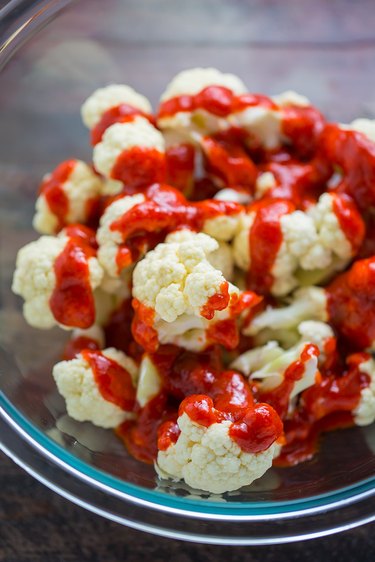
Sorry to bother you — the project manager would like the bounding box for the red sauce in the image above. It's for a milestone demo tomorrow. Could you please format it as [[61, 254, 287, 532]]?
[[157, 419, 181, 451], [327, 257, 375, 349], [39, 160, 76, 231], [330, 193, 365, 253], [49, 225, 97, 328], [259, 344, 319, 420], [179, 395, 226, 426], [158, 88, 276, 119], [116, 391, 175, 464], [110, 183, 242, 274], [91, 104, 154, 145], [248, 198, 295, 294], [200, 281, 230, 320], [165, 143, 195, 194], [321, 124, 375, 210], [258, 159, 330, 209], [63, 335, 100, 360], [202, 131, 257, 192], [229, 403, 283, 453], [111, 147, 166, 193], [282, 105, 325, 159], [131, 299, 159, 352], [82, 349, 136, 411], [273, 351, 370, 466]]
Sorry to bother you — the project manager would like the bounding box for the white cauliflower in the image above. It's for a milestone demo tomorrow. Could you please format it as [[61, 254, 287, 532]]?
[[81, 84, 152, 129], [228, 106, 282, 151], [272, 90, 310, 108], [53, 348, 138, 428], [353, 357, 375, 427], [12, 233, 103, 329], [254, 171, 277, 199], [97, 193, 145, 278], [244, 286, 328, 337], [307, 193, 356, 261], [156, 412, 279, 494], [202, 213, 241, 242], [232, 341, 319, 404], [33, 160, 102, 234], [158, 67, 246, 135], [214, 188, 252, 205], [132, 232, 249, 351], [93, 118, 165, 179], [136, 355, 163, 408]]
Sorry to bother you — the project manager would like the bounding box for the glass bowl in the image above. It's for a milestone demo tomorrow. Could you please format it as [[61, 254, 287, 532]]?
[[0, 0, 374, 544]]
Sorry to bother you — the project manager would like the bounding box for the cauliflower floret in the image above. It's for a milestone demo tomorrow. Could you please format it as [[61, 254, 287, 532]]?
[[232, 341, 320, 403], [244, 286, 328, 337], [202, 213, 241, 242], [156, 412, 279, 494], [158, 67, 246, 135], [228, 106, 282, 150], [53, 347, 138, 428], [307, 193, 353, 261], [33, 160, 102, 234], [353, 357, 375, 426], [272, 90, 310, 108], [160, 67, 247, 102], [136, 355, 163, 408], [254, 171, 277, 199], [81, 84, 152, 129], [214, 188, 252, 205], [297, 321, 334, 353], [97, 193, 145, 278], [133, 233, 222, 322], [93, 118, 165, 179], [232, 212, 255, 271], [12, 233, 103, 329]]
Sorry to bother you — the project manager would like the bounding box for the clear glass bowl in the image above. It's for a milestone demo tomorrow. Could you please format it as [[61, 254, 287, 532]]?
[[0, 0, 374, 544]]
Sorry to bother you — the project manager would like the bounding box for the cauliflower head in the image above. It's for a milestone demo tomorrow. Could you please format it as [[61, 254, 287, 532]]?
[[81, 84, 152, 129], [12, 232, 103, 329], [156, 410, 279, 494], [33, 160, 102, 234], [53, 347, 138, 428]]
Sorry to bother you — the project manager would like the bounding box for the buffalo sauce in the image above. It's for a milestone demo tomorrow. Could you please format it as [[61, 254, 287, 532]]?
[[91, 104, 154, 145], [39, 160, 76, 231]]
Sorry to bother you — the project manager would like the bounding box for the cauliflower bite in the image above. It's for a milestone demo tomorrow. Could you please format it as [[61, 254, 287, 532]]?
[[132, 231, 260, 352], [12, 226, 103, 329], [233, 193, 364, 297], [53, 347, 138, 428], [232, 342, 320, 418], [93, 118, 166, 191], [33, 160, 102, 234], [81, 84, 152, 145], [353, 356, 375, 426], [156, 396, 282, 494], [157, 67, 247, 135]]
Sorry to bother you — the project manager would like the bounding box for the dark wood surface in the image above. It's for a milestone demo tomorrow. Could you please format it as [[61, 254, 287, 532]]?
[[0, 453, 374, 562]]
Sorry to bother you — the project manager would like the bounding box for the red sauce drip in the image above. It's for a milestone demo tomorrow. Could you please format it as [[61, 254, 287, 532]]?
[[110, 183, 242, 273], [321, 124, 375, 210], [274, 352, 370, 466], [202, 131, 257, 192], [282, 105, 325, 159], [82, 349, 136, 411], [131, 299, 159, 352], [157, 419, 181, 451], [49, 225, 97, 328], [327, 257, 375, 349], [116, 392, 175, 464], [63, 335, 100, 360], [165, 143, 195, 194], [248, 198, 295, 294], [229, 403, 283, 453], [39, 160, 76, 231], [179, 395, 226, 426], [91, 104, 154, 145], [331, 193, 365, 253], [258, 159, 330, 209], [200, 281, 230, 320], [111, 147, 166, 193], [158, 88, 276, 119], [259, 344, 319, 419]]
